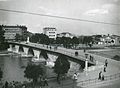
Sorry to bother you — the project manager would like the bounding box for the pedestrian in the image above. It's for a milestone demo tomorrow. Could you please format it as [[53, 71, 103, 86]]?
[[105, 59, 108, 67], [73, 73, 78, 80], [84, 49, 86, 52], [104, 65, 106, 72], [5, 81, 8, 88], [43, 78, 48, 86], [98, 71, 102, 80], [102, 74, 104, 81]]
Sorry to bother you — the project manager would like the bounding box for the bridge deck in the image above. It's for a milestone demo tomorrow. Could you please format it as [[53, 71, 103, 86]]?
[[8, 42, 96, 66]]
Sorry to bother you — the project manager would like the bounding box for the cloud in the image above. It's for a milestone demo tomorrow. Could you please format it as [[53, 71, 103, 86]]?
[[84, 9, 109, 16], [38, 6, 62, 15], [84, 3, 116, 16], [0, 0, 9, 1]]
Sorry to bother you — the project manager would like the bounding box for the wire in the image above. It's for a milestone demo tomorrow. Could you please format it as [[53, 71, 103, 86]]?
[[0, 8, 120, 26]]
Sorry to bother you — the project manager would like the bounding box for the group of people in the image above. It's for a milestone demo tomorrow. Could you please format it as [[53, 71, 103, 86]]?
[[98, 59, 108, 81]]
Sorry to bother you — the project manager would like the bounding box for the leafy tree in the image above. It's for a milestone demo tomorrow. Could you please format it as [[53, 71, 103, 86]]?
[[83, 36, 93, 46], [71, 37, 79, 48], [0, 68, 3, 81], [30, 33, 50, 45], [24, 64, 46, 84], [0, 25, 9, 50], [61, 37, 72, 48], [54, 54, 70, 83], [56, 37, 62, 44], [0, 25, 5, 43], [15, 34, 21, 42]]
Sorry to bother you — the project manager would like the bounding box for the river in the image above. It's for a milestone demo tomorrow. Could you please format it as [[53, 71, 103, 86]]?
[[0, 51, 81, 83]]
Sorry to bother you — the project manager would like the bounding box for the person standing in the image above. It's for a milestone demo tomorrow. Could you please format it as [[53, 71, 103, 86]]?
[[105, 59, 108, 67], [102, 74, 104, 81], [5, 81, 8, 88], [104, 65, 106, 72], [98, 71, 102, 80]]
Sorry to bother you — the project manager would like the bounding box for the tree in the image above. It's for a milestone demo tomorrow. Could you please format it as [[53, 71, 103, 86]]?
[[0, 68, 3, 81], [0, 25, 9, 50], [83, 36, 93, 46], [30, 33, 50, 45], [15, 34, 21, 42], [71, 37, 79, 48], [0, 25, 5, 43], [54, 54, 70, 83], [24, 64, 46, 84]]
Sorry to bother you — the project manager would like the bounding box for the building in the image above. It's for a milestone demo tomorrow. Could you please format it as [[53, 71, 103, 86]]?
[[57, 32, 75, 38], [1, 25, 27, 41], [43, 27, 57, 39], [92, 34, 120, 45]]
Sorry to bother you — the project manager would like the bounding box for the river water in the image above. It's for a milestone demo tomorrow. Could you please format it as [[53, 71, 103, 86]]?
[[0, 53, 31, 82], [0, 52, 81, 83]]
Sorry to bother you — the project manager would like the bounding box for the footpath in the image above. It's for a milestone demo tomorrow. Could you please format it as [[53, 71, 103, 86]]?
[[61, 48, 120, 88]]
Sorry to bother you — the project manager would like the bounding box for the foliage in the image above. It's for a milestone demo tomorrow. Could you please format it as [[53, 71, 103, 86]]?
[[83, 36, 93, 46], [30, 33, 50, 45], [71, 37, 79, 48], [24, 64, 45, 83], [0, 68, 3, 81], [15, 34, 27, 41], [0, 25, 9, 50], [112, 55, 120, 61], [54, 54, 70, 81], [0, 25, 5, 43]]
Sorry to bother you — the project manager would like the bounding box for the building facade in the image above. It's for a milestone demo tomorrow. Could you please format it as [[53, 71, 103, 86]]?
[[1, 25, 27, 41], [43, 27, 57, 39], [57, 32, 75, 38]]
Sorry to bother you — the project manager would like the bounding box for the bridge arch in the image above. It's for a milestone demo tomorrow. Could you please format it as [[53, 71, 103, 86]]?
[[39, 50, 48, 60], [28, 48, 34, 56], [18, 46, 24, 52]]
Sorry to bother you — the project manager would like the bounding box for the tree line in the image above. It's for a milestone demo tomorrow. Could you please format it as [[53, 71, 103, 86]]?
[[28, 33, 94, 48]]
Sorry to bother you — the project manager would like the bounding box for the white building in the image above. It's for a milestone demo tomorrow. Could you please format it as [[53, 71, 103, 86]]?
[[43, 27, 57, 39], [57, 32, 75, 38]]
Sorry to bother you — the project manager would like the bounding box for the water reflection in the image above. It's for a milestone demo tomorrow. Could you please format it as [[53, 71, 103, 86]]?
[[0, 55, 30, 82], [0, 53, 82, 83]]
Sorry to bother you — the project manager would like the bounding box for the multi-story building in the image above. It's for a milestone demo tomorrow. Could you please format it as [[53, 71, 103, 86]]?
[[1, 25, 27, 41], [43, 27, 57, 39]]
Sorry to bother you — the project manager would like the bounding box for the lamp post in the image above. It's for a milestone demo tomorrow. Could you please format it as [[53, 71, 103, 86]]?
[[85, 53, 88, 76]]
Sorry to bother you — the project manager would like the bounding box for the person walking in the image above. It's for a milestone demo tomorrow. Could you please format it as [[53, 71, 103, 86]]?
[[105, 59, 108, 67], [98, 71, 102, 80], [5, 81, 8, 88], [104, 65, 106, 72], [102, 74, 104, 81]]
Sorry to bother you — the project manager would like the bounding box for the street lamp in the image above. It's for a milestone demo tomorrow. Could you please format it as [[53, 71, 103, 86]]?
[[85, 53, 89, 76]]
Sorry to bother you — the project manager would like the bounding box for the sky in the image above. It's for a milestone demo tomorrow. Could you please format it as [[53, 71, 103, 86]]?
[[0, 0, 120, 35]]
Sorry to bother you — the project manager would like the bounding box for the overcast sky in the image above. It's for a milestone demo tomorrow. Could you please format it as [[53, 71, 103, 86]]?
[[0, 0, 120, 35]]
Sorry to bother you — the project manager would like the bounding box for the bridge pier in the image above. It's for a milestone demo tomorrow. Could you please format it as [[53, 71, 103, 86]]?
[[33, 49, 40, 58], [23, 47, 29, 55], [15, 45, 19, 53], [8, 44, 13, 51]]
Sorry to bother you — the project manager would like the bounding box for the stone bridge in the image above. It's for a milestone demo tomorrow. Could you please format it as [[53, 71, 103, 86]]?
[[8, 42, 96, 69]]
